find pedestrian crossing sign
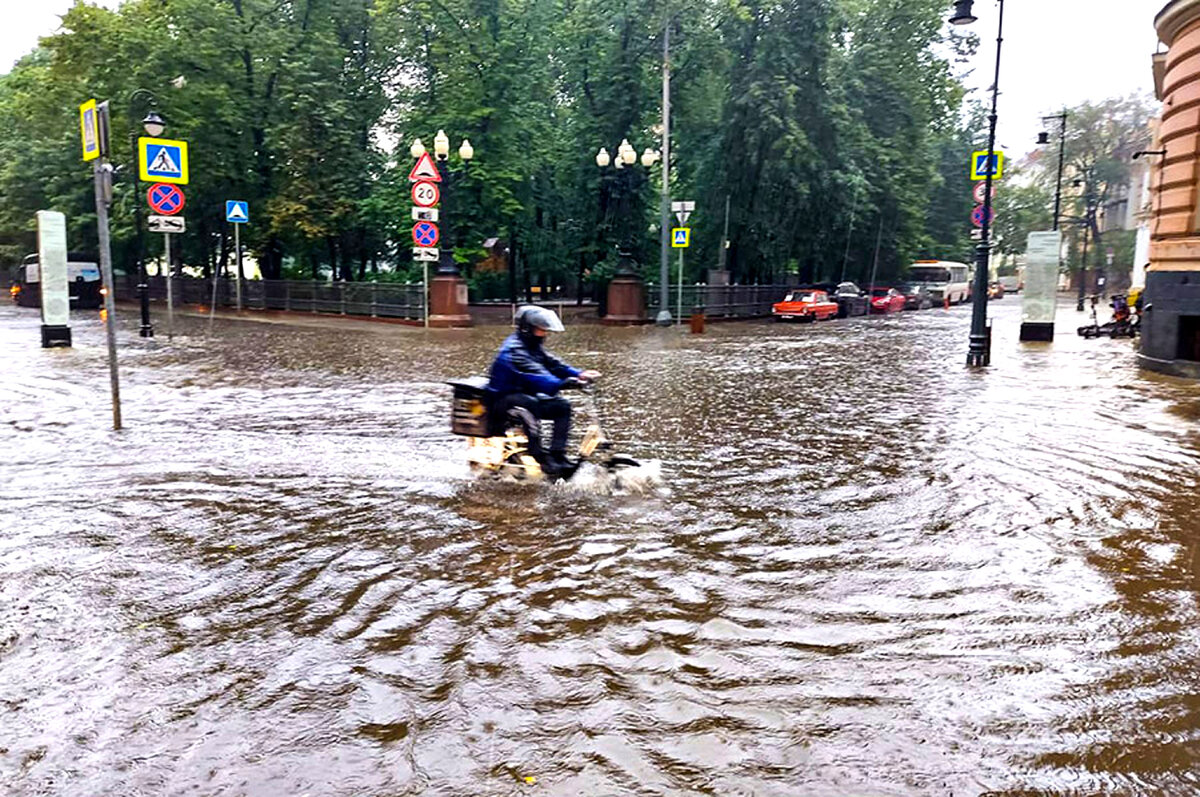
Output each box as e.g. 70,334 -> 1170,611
138,137 -> 189,185
672,227 -> 690,248
970,149 -> 1004,181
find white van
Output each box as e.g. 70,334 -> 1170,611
907,260 -> 971,304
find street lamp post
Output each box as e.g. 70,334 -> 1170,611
596,140 -> 660,323
951,0 -> 1002,367
128,89 -> 165,338
1038,111 -> 1068,231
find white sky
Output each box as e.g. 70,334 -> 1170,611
958,0 -> 1159,160
0,0 -> 1163,160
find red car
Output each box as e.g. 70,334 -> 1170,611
868,287 -> 906,314
772,289 -> 840,322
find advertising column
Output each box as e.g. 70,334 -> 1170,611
36,210 -> 71,348
1020,230 -> 1062,342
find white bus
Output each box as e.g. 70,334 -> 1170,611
907,260 -> 971,304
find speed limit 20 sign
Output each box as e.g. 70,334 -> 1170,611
411,180 -> 440,208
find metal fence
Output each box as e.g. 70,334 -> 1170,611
116,275 -> 427,321
646,284 -> 787,319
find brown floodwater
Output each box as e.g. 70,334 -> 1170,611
2,299 -> 1200,796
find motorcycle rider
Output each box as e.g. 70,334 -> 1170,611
486,306 -> 601,477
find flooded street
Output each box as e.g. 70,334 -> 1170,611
4,300 -> 1200,795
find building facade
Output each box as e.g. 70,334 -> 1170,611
1144,0 -> 1200,376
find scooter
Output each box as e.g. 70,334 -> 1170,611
448,377 -> 643,483
1078,294 -> 1138,339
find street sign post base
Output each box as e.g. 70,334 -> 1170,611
655,309 -> 673,327
1019,322 -> 1054,342
41,324 -> 72,348
428,275 -> 472,328
602,275 -> 645,325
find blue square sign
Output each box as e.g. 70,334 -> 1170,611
226,201 -> 249,223
138,137 -> 189,184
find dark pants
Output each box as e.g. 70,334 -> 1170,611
492,393 -> 572,459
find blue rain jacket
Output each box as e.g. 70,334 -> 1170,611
487,333 -> 582,400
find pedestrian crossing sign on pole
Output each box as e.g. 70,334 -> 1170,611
970,150 -> 1004,181
672,227 -> 690,248
138,137 -> 189,184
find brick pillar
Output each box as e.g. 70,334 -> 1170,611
603,275 -> 645,325
429,274 -> 471,328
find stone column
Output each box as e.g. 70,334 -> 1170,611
1144,0 -> 1200,376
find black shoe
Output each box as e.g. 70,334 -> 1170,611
545,451 -> 579,481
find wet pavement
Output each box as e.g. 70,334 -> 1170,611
2,299 -> 1200,795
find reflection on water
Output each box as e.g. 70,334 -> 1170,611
2,301 -> 1200,795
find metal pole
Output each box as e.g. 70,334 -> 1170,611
677,248 -> 684,324
868,213 -> 883,311
207,243 -> 219,331
1077,212 -> 1090,311
718,193 -> 730,272
131,129 -> 153,337
165,233 -> 174,341
93,161 -> 123,430
967,0 -> 1004,367
423,262 -> 429,327
1052,112 -> 1067,231
235,223 -> 243,312
656,20 -> 672,326
840,185 -> 859,283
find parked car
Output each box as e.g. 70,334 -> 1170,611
772,289 -> 840,322
868,287 -> 906,314
832,281 -> 869,317
999,275 -> 1021,293
895,282 -> 934,310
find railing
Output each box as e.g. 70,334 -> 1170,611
116,275 -> 427,321
646,284 -> 788,319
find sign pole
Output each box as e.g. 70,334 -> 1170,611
235,222 -> 243,312
677,248 -> 684,325
208,249 -> 219,331
423,262 -> 430,328
165,233 -> 174,341
93,160 -> 123,430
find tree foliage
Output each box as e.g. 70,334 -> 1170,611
0,0 -> 990,291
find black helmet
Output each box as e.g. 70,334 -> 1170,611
515,305 -> 565,333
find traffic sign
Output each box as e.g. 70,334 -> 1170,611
971,204 -> 995,228
970,150 -> 1004,181
148,215 -> 186,233
147,183 -> 185,215
412,221 -> 440,247
970,229 -> 983,240
671,200 -> 695,225
79,99 -> 99,162
138,137 -> 189,184
413,247 -> 439,262
412,207 -> 440,222
408,152 -> 442,182
412,180 -> 440,207
972,182 -> 996,204
672,227 -> 690,248
226,200 -> 249,223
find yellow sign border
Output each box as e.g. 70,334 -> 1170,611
138,137 -> 189,185
671,227 -> 690,248
80,99 -> 99,162
970,150 -> 1004,182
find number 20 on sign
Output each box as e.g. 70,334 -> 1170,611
411,180 -> 440,208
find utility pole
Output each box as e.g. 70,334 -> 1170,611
656,20 -> 672,326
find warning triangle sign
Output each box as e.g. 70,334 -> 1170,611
408,152 -> 442,183
149,148 -> 181,176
